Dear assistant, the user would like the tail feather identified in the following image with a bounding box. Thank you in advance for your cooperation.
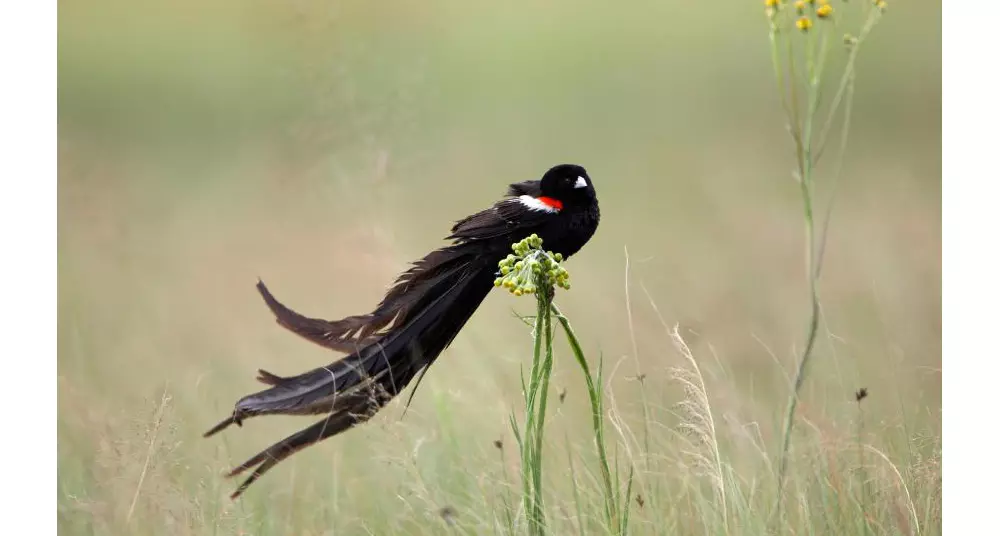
[255,245,475,352]
[203,415,239,438]
[256,280,375,353]
[255,369,286,386]
[208,241,501,498]
[230,264,486,420]
[225,399,379,499]
[221,293,481,498]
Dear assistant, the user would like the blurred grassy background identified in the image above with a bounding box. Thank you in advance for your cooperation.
[58,0,940,534]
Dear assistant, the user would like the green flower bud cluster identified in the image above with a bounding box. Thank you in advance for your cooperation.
[494,234,571,297]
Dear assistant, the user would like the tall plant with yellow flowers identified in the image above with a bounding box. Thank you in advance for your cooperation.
[762,0,888,518]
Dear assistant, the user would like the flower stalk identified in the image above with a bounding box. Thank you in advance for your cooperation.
[763,0,886,518]
[501,235,630,535]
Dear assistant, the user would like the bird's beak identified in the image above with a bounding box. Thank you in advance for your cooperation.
[574,176,587,189]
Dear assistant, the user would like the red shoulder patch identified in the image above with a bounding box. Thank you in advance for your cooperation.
[536,196,563,211]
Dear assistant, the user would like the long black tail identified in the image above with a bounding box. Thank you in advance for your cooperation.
[204,243,498,497]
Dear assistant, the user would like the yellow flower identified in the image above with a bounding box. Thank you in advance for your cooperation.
[794,0,806,12]
[796,16,813,31]
[875,0,888,11]
[765,0,779,7]
[817,4,833,17]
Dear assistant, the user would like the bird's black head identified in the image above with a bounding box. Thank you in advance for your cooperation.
[539,164,595,204]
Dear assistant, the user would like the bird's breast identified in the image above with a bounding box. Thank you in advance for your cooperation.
[544,204,599,259]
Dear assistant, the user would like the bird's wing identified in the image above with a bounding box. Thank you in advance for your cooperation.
[449,197,555,243]
[506,180,542,197]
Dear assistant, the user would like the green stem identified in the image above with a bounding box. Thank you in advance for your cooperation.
[814,9,882,163]
[521,295,549,536]
[532,298,554,533]
[775,15,826,515]
[768,23,793,131]
[552,304,622,534]
[774,103,822,519]
[815,70,855,278]
[857,401,870,536]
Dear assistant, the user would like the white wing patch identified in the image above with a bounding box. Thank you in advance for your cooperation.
[518,195,560,213]
[574,176,587,189]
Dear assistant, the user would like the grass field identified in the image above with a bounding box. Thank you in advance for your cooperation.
[58,1,941,534]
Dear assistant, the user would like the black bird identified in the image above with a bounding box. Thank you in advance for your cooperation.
[205,164,600,498]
